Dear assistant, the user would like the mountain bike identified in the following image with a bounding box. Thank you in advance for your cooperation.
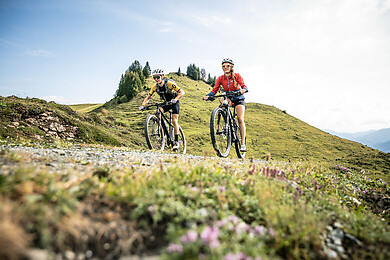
[142,101,186,154]
[207,90,247,158]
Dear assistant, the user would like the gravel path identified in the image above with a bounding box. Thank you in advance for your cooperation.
[1,144,265,176]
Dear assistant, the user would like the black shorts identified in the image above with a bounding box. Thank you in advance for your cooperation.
[231,99,245,107]
[161,101,180,114]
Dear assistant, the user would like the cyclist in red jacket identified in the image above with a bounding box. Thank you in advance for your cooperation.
[203,58,248,152]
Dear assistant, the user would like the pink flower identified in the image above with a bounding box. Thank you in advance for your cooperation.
[201,226,220,248]
[181,230,198,243]
[148,205,158,216]
[235,222,249,234]
[209,239,220,249]
[224,252,253,260]
[219,186,226,192]
[228,215,240,225]
[166,243,183,253]
[254,225,267,236]
[216,218,228,227]
[224,253,239,260]
[268,227,277,237]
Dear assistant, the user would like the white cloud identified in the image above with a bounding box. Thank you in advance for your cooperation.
[25,49,53,57]
[40,96,69,104]
[235,0,390,132]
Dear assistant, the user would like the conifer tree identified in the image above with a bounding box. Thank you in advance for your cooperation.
[186,64,200,80]
[143,61,151,78]
[115,60,147,102]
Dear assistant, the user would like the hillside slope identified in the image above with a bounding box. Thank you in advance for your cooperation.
[1,74,389,180]
[96,73,390,178]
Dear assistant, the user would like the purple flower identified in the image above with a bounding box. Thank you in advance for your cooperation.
[235,222,249,234]
[187,184,199,192]
[166,243,183,253]
[148,205,158,216]
[268,227,277,237]
[181,230,198,243]
[216,218,228,227]
[224,252,252,260]
[224,253,239,260]
[219,186,226,192]
[201,226,220,248]
[209,239,220,249]
[254,225,267,236]
[228,215,240,225]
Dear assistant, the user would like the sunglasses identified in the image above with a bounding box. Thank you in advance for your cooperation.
[222,65,231,68]
[153,76,161,80]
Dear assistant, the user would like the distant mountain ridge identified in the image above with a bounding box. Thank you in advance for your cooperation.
[327,128,390,153]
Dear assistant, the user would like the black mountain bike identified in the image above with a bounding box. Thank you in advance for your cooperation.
[207,90,247,158]
[143,101,186,154]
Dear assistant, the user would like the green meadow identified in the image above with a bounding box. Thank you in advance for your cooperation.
[0,74,389,259]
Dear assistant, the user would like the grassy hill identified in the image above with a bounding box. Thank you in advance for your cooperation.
[1,77,390,259]
[1,74,389,181]
[93,73,390,181]
[69,103,103,113]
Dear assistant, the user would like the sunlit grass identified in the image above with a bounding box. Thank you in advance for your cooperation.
[1,149,388,259]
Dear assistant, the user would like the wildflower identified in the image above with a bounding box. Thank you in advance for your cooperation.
[219,186,226,192]
[148,205,158,216]
[216,218,228,227]
[268,227,277,237]
[196,208,208,217]
[181,230,198,243]
[224,252,253,260]
[209,239,220,249]
[188,184,199,192]
[228,215,240,225]
[166,243,183,253]
[254,225,267,236]
[235,222,249,234]
[201,226,220,248]
[352,197,361,205]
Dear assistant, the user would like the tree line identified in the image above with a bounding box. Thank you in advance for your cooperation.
[107,60,216,105]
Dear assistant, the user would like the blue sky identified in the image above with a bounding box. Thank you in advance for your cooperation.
[1,0,390,133]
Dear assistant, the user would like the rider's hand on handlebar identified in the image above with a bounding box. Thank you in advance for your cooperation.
[139,106,145,111]
[170,99,177,104]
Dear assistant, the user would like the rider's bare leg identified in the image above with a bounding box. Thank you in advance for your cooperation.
[235,104,246,144]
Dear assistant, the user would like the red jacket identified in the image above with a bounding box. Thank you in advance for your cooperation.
[208,73,247,96]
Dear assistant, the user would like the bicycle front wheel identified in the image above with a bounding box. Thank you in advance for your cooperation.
[145,114,165,150]
[210,107,231,157]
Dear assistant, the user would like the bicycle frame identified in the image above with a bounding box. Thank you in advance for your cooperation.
[215,95,240,143]
[207,90,246,158]
[146,102,175,147]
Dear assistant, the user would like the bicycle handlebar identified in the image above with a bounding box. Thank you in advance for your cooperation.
[144,101,172,110]
[205,89,248,101]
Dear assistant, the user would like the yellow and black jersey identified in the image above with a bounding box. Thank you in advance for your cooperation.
[149,79,181,101]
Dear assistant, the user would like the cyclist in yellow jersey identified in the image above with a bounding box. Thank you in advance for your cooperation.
[139,69,185,151]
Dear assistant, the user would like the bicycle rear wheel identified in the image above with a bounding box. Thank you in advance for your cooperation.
[172,126,186,154]
[234,119,246,158]
[145,114,165,150]
[210,107,231,157]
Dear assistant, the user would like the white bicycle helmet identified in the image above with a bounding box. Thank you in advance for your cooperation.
[222,58,234,66]
[152,68,164,76]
